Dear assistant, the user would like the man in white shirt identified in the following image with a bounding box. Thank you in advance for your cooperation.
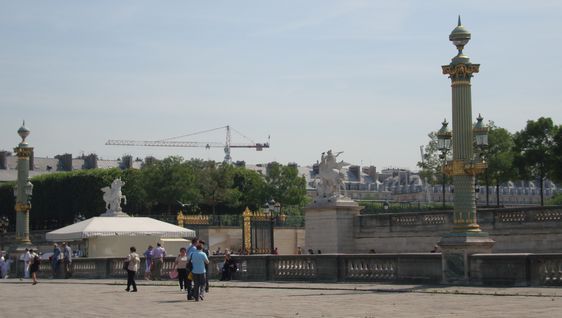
[23,249,31,278]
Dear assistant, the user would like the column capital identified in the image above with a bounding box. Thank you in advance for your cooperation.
[14,146,33,159]
[442,63,480,82]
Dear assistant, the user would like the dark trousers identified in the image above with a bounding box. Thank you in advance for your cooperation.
[220,267,232,281]
[177,268,188,290]
[152,259,163,280]
[126,270,137,291]
[186,272,193,299]
[192,273,206,300]
[63,260,72,278]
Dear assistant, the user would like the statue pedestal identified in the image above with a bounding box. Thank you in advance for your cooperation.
[100,210,129,217]
[304,198,361,254]
[438,234,495,284]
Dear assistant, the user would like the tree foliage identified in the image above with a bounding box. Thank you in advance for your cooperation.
[481,124,516,206]
[513,117,559,206]
[0,158,308,228]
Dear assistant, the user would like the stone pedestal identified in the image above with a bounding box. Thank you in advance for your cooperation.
[304,199,361,254]
[438,234,495,284]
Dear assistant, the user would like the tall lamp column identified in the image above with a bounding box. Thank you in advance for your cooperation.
[13,122,33,245]
[436,119,452,208]
[437,17,495,284]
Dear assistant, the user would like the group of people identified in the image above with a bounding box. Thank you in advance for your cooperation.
[125,238,212,302]
[50,242,73,278]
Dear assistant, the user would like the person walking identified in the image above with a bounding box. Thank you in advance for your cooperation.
[29,249,39,285]
[51,243,62,278]
[143,245,153,280]
[174,247,189,291]
[199,240,210,293]
[185,237,198,300]
[23,248,31,278]
[62,242,72,278]
[188,244,209,302]
[125,246,140,292]
[150,243,166,281]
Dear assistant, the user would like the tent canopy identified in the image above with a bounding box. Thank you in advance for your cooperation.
[46,217,196,242]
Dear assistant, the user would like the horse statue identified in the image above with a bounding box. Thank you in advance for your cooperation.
[316,150,347,201]
[101,178,127,213]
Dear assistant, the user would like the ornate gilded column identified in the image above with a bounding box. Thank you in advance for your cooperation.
[438,17,494,284]
[13,122,33,245]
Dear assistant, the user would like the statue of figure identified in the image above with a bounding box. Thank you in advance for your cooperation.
[316,150,346,201]
[101,178,127,213]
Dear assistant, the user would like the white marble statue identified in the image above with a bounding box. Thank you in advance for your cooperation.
[316,150,347,201]
[101,178,127,213]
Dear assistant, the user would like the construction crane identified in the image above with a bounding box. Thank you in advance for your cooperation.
[106,125,270,163]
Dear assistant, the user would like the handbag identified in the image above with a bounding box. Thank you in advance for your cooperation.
[122,261,130,271]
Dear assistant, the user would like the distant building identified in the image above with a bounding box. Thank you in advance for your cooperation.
[0,151,143,183]
[247,162,560,206]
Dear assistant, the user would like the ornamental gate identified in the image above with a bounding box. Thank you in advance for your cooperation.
[242,207,274,254]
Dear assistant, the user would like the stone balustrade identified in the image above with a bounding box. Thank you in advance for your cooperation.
[355,206,562,253]
[8,253,562,286]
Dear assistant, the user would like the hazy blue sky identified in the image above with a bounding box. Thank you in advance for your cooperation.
[1,1,561,170]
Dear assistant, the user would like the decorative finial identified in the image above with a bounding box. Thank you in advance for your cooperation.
[458,15,461,26]
[17,120,30,144]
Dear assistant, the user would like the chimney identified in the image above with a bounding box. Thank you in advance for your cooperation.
[28,149,34,170]
[0,151,7,169]
[349,165,361,180]
[143,156,157,167]
[56,153,73,171]
[121,155,133,169]
[83,153,98,169]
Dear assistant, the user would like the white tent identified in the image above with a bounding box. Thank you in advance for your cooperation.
[46,217,196,241]
[46,217,196,257]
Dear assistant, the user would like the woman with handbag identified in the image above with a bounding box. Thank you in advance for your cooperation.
[125,246,140,292]
[173,247,189,292]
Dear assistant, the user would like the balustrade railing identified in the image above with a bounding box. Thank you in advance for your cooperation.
[10,253,562,286]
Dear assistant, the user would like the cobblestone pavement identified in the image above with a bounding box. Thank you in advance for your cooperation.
[1,279,561,318]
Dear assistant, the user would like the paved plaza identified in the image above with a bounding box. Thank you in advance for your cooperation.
[1,279,561,317]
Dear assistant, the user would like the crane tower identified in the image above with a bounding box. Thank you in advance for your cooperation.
[106,125,270,163]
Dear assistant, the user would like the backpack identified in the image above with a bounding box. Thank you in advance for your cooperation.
[34,255,41,265]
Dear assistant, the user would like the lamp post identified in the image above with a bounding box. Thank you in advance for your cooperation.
[436,119,452,208]
[437,17,495,284]
[13,122,34,246]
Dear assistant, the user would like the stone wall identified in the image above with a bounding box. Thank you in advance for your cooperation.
[354,206,562,253]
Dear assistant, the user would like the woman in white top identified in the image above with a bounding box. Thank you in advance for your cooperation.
[174,247,189,291]
[125,246,140,292]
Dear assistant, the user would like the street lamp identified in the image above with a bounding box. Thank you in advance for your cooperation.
[438,17,495,284]
[437,119,452,208]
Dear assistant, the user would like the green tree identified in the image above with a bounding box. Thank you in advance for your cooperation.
[417,131,452,207]
[513,117,559,206]
[121,168,148,214]
[482,124,516,206]
[232,166,267,210]
[265,162,308,212]
[141,156,199,213]
[551,128,562,184]
[197,161,241,216]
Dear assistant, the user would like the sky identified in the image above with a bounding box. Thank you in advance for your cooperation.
[1,1,561,170]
